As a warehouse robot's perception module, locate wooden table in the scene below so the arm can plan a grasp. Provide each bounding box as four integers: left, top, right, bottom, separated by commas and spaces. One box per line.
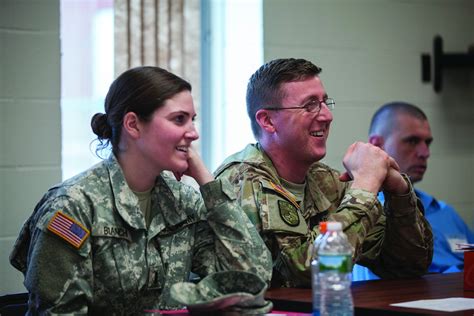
265, 272, 474, 315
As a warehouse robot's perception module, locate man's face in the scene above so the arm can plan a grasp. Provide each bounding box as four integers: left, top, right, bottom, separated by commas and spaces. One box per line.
269, 76, 333, 169
382, 114, 433, 183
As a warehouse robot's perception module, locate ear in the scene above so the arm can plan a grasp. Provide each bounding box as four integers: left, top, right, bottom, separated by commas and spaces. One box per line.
255, 109, 276, 133
369, 135, 384, 148
123, 112, 141, 139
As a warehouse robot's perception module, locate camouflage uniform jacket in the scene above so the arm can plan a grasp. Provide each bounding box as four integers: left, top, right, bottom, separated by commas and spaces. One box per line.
214, 143, 433, 288
10, 154, 272, 315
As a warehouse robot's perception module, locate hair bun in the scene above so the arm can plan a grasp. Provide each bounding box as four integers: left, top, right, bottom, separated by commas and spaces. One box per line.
91, 113, 112, 139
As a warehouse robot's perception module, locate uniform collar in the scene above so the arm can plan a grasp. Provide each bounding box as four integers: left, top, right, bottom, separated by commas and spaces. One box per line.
303, 164, 333, 218
214, 143, 281, 180
149, 173, 190, 238
215, 143, 331, 219
105, 155, 188, 233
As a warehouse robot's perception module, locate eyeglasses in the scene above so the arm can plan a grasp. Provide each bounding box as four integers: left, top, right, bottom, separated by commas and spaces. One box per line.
264, 98, 335, 113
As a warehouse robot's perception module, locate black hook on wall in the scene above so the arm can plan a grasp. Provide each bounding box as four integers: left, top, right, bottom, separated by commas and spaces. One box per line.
421, 35, 474, 93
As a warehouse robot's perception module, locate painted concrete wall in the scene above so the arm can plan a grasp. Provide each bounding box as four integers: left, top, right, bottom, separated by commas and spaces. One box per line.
263, 0, 474, 230
0, 0, 61, 294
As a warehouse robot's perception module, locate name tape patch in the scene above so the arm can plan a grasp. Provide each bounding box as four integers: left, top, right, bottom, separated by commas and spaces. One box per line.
95, 226, 132, 241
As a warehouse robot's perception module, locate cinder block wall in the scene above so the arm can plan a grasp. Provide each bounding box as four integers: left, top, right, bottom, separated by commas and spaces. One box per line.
263, 0, 474, 230
0, 0, 61, 294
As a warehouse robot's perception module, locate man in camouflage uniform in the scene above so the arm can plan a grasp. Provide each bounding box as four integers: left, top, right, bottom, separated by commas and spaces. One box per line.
10, 152, 272, 314
214, 58, 433, 288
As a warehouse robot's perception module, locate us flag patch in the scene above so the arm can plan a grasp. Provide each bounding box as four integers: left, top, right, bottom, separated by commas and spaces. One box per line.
47, 211, 90, 249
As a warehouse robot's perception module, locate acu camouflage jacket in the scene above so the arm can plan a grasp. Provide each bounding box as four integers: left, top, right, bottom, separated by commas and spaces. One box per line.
10, 154, 272, 315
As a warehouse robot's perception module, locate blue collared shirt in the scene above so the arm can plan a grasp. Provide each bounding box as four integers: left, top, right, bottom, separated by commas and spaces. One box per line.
353, 189, 474, 280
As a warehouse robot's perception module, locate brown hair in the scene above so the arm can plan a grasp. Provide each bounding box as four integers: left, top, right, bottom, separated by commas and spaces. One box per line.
246, 58, 322, 139
91, 66, 191, 156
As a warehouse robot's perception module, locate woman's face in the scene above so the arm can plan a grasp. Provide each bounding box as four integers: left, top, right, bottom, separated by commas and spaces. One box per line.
136, 90, 198, 174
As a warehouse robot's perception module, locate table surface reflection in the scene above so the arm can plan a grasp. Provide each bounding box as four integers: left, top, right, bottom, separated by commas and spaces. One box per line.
265, 272, 474, 315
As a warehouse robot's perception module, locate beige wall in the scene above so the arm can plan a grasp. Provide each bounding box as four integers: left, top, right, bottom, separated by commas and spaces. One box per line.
0, 0, 61, 294
263, 0, 474, 230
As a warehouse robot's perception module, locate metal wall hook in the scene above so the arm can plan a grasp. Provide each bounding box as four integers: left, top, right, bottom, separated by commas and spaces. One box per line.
421, 35, 474, 93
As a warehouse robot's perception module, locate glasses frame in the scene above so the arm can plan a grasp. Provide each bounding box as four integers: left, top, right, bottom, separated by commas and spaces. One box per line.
263, 98, 335, 113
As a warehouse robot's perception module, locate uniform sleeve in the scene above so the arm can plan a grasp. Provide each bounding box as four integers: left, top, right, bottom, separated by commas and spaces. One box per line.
342, 175, 433, 278
189, 178, 273, 284
258, 175, 382, 287
21, 196, 93, 315
327, 186, 384, 260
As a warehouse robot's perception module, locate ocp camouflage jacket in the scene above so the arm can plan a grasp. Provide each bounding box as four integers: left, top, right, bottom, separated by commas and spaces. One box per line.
215, 143, 433, 288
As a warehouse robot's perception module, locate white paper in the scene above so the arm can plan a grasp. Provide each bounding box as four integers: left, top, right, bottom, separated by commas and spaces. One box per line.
390, 297, 474, 312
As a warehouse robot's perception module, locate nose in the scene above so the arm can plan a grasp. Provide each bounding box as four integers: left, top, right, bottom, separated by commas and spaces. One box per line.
317, 103, 333, 122
185, 124, 199, 141
417, 142, 430, 159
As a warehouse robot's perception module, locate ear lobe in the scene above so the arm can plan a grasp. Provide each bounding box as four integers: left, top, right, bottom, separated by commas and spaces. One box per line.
369, 135, 384, 148
123, 112, 141, 139
255, 109, 276, 133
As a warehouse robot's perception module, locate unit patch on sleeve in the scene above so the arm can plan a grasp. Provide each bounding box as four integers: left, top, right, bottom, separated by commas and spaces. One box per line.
278, 200, 300, 227
47, 211, 90, 249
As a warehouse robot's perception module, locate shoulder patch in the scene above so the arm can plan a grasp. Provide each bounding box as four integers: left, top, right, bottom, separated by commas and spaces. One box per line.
47, 211, 90, 249
278, 200, 300, 227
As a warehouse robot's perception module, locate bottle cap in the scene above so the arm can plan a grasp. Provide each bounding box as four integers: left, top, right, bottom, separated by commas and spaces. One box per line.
327, 221, 342, 231
319, 221, 328, 234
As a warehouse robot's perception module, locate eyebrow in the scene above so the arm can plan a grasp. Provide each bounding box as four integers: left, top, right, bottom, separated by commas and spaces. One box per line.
403, 135, 434, 143
168, 110, 193, 116
169, 111, 198, 121
304, 93, 329, 103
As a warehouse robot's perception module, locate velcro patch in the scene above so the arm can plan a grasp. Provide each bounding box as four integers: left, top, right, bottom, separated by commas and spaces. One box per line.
93, 226, 132, 242
47, 211, 90, 249
278, 200, 300, 227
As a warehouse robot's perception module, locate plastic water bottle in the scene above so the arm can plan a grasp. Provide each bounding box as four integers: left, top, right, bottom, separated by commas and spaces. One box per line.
311, 222, 328, 316
318, 221, 354, 316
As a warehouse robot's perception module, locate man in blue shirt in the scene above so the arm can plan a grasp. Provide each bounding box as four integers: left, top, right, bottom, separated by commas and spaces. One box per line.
353, 101, 474, 280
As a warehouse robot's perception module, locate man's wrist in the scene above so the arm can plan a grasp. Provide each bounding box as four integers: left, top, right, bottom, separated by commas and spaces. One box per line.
392, 173, 411, 196
384, 172, 411, 195
383, 174, 417, 217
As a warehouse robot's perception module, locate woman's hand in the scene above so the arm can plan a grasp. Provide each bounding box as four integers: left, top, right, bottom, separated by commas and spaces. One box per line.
173, 146, 214, 186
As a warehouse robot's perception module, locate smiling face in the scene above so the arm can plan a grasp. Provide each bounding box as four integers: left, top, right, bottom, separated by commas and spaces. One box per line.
136, 90, 198, 174
270, 76, 333, 168
382, 113, 432, 183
